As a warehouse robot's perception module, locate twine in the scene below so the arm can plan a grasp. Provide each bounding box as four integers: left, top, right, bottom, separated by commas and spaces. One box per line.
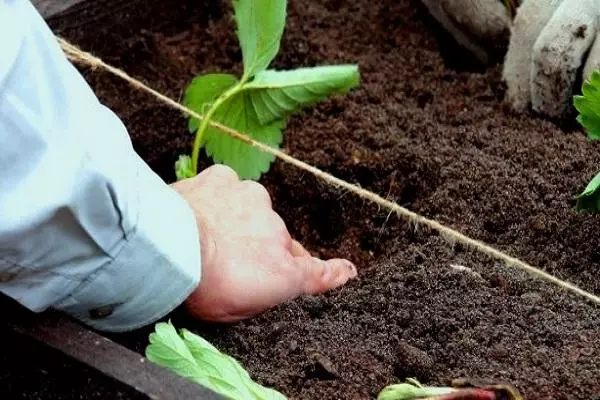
57, 37, 600, 306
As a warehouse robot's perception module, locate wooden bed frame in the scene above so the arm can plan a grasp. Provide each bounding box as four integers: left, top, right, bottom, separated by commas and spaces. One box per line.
31, 0, 88, 18
4, 296, 224, 399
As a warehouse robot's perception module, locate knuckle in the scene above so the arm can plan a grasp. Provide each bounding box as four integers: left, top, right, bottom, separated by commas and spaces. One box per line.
241, 180, 271, 200
268, 211, 287, 233
208, 164, 238, 180
305, 260, 332, 294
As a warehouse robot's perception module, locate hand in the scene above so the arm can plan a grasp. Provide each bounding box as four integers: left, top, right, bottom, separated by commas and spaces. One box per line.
503, 0, 600, 118
170, 164, 358, 322
419, 0, 600, 119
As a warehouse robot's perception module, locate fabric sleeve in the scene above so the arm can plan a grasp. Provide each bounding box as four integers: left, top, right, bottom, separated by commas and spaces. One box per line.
0, 0, 201, 332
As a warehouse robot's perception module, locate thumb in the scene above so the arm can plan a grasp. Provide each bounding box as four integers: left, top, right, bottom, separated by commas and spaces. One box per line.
295, 256, 358, 295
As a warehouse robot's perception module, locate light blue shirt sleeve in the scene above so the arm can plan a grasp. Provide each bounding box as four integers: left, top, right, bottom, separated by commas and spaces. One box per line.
0, 0, 201, 332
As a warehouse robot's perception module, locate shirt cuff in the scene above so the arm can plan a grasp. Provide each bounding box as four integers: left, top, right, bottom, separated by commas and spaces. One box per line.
53, 157, 201, 332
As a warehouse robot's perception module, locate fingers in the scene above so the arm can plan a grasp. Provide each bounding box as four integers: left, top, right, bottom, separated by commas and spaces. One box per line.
530, 0, 599, 117
295, 256, 358, 295
583, 36, 600, 81
503, 0, 563, 112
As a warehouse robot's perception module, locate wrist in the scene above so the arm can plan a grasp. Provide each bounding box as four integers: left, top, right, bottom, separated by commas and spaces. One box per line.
169, 182, 217, 312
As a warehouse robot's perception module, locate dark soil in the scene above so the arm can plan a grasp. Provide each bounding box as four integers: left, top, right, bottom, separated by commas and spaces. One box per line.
37, 0, 600, 398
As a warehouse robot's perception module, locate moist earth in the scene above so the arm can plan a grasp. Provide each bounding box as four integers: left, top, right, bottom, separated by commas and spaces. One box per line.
32, 0, 600, 398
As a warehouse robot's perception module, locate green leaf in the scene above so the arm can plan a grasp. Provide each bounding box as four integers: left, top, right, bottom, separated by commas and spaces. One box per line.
181, 330, 286, 400
377, 380, 455, 400
233, 0, 287, 78
145, 322, 287, 400
175, 155, 195, 180
243, 65, 360, 125
145, 322, 207, 386
202, 91, 285, 180
574, 69, 600, 140
576, 171, 600, 212
185, 66, 359, 179
180, 329, 249, 396
183, 73, 239, 133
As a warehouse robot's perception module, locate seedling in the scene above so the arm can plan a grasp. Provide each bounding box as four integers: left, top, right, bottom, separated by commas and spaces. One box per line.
176, 0, 359, 181
146, 321, 287, 399
378, 378, 456, 400
377, 378, 523, 400
573, 69, 600, 211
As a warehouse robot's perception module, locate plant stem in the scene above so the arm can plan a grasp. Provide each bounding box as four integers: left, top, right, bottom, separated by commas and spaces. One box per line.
191, 82, 244, 174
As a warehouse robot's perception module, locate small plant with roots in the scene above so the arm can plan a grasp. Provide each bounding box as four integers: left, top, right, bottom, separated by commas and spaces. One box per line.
176, 0, 360, 181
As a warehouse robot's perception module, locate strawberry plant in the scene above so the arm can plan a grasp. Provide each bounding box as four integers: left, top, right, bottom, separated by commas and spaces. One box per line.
146, 321, 287, 399
573, 69, 600, 211
176, 0, 360, 180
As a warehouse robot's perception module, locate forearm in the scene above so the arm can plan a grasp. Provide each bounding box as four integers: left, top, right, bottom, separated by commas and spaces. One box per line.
0, 0, 201, 332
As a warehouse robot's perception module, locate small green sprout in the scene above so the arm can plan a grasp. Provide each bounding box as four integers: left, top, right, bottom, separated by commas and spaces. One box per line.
377, 378, 523, 400
179, 0, 360, 180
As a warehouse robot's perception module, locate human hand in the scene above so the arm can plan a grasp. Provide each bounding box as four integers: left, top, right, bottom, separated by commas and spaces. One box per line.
170, 164, 357, 322
503, 0, 600, 118
419, 0, 600, 119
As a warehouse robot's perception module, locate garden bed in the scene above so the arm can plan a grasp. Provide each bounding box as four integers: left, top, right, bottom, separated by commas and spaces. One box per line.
47, 0, 600, 398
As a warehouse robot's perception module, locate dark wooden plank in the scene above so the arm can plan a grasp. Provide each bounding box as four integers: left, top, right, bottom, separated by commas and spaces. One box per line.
2, 297, 224, 400
31, 0, 148, 23
30, 0, 89, 18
